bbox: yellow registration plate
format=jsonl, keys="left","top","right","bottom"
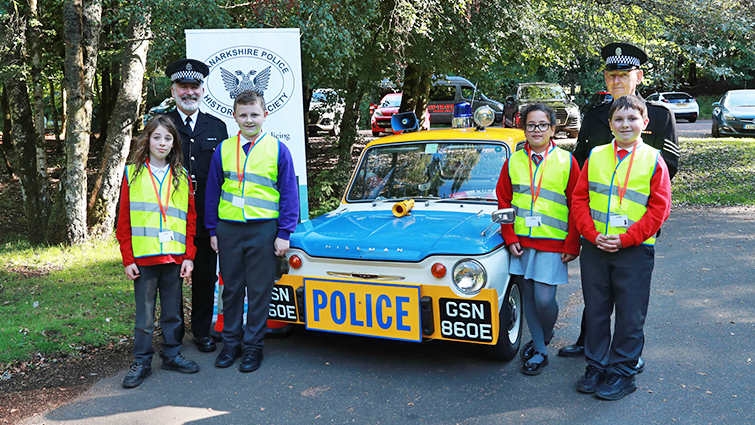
{"left": 304, "top": 278, "right": 422, "bottom": 342}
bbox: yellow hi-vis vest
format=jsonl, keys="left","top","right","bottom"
{"left": 587, "top": 141, "right": 660, "bottom": 245}
{"left": 218, "top": 133, "right": 280, "bottom": 221}
{"left": 509, "top": 145, "right": 572, "bottom": 240}
{"left": 126, "top": 164, "right": 189, "bottom": 258}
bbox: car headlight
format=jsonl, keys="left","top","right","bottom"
{"left": 723, "top": 114, "right": 736, "bottom": 122}
{"left": 567, "top": 106, "right": 579, "bottom": 116}
{"left": 452, "top": 259, "right": 487, "bottom": 295}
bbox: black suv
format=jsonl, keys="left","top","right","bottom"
{"left": 503, "top": 82, "right": 581, "bottom": 138}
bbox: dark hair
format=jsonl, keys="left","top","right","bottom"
{"left": 519, "top": 104, "right": 556, "bottom": 130}
{"left": 609, "top": 94, "right": 648, "bottom": 120}
{"left": 234, "top": 90, "right": 266, "bottom": 112}
{"left": 128, "top": 114, "right": 186, "bottom": 193}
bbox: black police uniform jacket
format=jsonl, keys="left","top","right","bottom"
{"left": 573, "top": 98, "right": 680, "bottom": 179}
{"left": 167, "top": 109, "right": 228, "bottom": 237}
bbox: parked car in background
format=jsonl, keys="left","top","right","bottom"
{"left": 503, "top": 82, "right": 581, "bottom": 138}
{"left": 711, "top": 89, "right": 755, "bottom": 138}
{"left": 371, "top": 93, "right": 430, "bottom": 136}
{"left": 428, "top": 76, "right": 504, "bottom": 125}
{"left": 308, "top": 89, "right": 346, "bottom": 136}
{"left": 582, "top": 90, "right": 613, "bottom": 114}
{"left": 646, "top": 92, "right": 699, "bottom": 122}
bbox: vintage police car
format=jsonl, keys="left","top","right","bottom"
{"left": 272, "top": 112, "right": 526, "bottom": 360}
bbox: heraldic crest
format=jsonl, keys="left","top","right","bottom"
{"left": 220, "top": 66, "right": 272, "bottom": 99}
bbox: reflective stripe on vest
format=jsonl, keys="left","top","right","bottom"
{"left": 126, "top": 164, "right": 189, "bottom": 258}
{"left": 218, "top": 134, "right": 280, "bottom": 221}
{"left": 508, "top": 145, "right": 572, "bottom": 240}
{"left": 587, "top": 142, "right": 659, "bottom": 245}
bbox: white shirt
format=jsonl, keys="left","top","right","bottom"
{"left": 150, "top": 163, "right": 170, "bottom": 181}
{"left": 176, "top": 108, "right": 199, "bottom": 132}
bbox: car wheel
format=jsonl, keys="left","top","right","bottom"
{"left": 371, "top": 130, "right": 380, "bottom": 137}
{"left": 711, "top": 121, "right": 720, "bottom": 138}
{"left": 486, "top": 276, "right": 523, "bottom": 361}
{"left": 567, "top": 130, "right": 580, "bottom": 139}
{"left": 689, "top": 117, "right": 697, "bottom": 123}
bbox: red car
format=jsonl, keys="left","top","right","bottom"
{"left": 371, "top": 93, "right": 430, "bottom": 136}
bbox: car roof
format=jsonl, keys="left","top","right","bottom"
{"left": 434, "top": 76, "right": 475, "bottom": 87}
{"left": 364, "top": 127, "right": 524, "bottom": 149}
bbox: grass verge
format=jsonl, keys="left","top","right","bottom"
{"left": 673, "top": 137, "right": 755, "bottom": 206}
{"left": 0, "top": 239, "right": 134, "bottom": 365}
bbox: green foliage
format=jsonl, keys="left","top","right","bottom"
{"left": 0, "top": 240, "right": 134, "bottom": 363}
{"left": 308, "top": 166, "right": 350, "bottom": 218}
{"left": 672, "top": 138, "right": 755, "bottom": 206}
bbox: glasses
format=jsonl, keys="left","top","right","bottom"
{"left": 524, "top": 123, "right": 553, "bottom": 132}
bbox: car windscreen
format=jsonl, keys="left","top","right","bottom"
{"left": 664, "top": 93, "right": 693, "bottom": 102}
{"left": 519, "top": 85, "right": 567, "bottom": 101}
{"left": 346, "top": 141, "right": 510, "bottom": 202}
{"left": 380, "top": 96, "right": 402, "bottom": 107}
{"left": 725, "top": 92, "right": 755, "bottom": 108}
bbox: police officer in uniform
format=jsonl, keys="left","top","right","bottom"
{"left": 560, "top": 43, "right": 680, "bottom": 362}
{"left": 165, "top": 59, "right": 228, "bottom": 353}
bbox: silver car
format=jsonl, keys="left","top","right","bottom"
{"left": 646, "top": 92, "right": 699, "bottom": 122}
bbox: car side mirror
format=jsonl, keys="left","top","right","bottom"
{"left": 712, "top": 102, "right": 720, "bottom": 107}
{"left": 506, "top": 95, "right": 515, "bottom": 104}
{"left": 492, "top": 208, "right": 515, "bottom": 224}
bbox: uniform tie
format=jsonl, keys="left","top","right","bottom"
{"left": 618, "top": 149, "right": 629, "bottom": 160}
{"left": 531, "top": 153, "right": 542, "bottom": 165}
{"left": 185, "top": 116, "right": 192, "bottom": 126}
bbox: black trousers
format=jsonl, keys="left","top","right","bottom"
{"left": 216, "top": 219, "right": 277, "bottom": 350}
{"left": 133, "top": 263, "right": 183, "bottom": 365}
{"left": 190, "top": 236, "right": 218, "bottom": 339}
{"left": 580, "top": 240, "right": 654, "bottom": 376}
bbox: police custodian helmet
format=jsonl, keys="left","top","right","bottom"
{"left": 601, "top": 43, "right": 648, "bottom": 71}
{"left": 165, "top": 59, "right": 210, "bottom": 84}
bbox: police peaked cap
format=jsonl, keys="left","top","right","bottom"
{"left": 602, "top": 43, "right": 648, "bottom": 71}
{"left": 166, "top": 59, "right": 209, "bottom": 84}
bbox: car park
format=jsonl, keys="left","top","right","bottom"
{"left": 428, "top": 76, "right": 504, "bottom": 125}
{"left": 308, "top": 89, "right": 346, "bottom": 136}
{"left": 503, "top": 82, "right": 581, "bottom": 138}
{"left": 371, "top": 93, "right": 430, "bottom": 136}
{"left": 646, "top": 92, "right": 699, "bottom": 122}
{"left": 711, "top": 89, "right": 755, "bottom": 138}
{"left": 272, "top": 115, "right": 527, "bottom": 360}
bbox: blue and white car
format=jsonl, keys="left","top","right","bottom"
{"left": 271, "top": 123, "right": 527, "bottom": 361}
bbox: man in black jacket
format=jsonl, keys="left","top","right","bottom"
{"left": 165, "top": 59, "right": 229, "bottom": 353}
{"left": 560, "top": 43, "right": 680, "bottom": 361}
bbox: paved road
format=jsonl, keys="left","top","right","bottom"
{"left": 20, "top": 206, "right": 755, "bottom": 425}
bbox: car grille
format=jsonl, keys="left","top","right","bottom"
{"left": 740, "top": 118, "right": 755, "bottom": 123}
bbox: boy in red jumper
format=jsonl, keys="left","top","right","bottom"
{"left": 571, "top": 95, "right": 671, "bottom": 400}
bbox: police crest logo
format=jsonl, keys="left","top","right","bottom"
{"left": 202, "top": 45, "right": 295, "bottom": 117}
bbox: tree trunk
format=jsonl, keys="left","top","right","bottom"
{"left": 337, "top": 76, "right": 362, "bottom": 164}
{"left": 27, "top": 0, "right": 49, "bottom": 192}
{"left": 6, "top": 78, "right": 51, "bottom": 244}
{"left": 398, "top": 63, "right": 431, "bottom": 130}
{"left": 88, "top": 11, "right": 151, "bottom": 239}
{"left": 62, "top": 0, "right": 103, "bottom": 244}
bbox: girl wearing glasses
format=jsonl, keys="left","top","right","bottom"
{"left": 495, "top": 104, "right": 581, "bottom": 375}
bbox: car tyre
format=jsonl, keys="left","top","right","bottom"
{"left": 711, "top": 121, "right": 720, "bottom": 138}
{"left": 486, "top": 276, "right": 523, "bottom": 361}
{"left": 688, "top": 116, "right": 697, "bottom": 123}
{"left": 371, "top": 130, "right": 380, "bottom": 137}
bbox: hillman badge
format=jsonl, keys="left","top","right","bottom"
{"left": 616, "top": 47, "right": 622, "bottom": 56}
{"left": 201, "top": 45, "right": 295, "bottom": 117}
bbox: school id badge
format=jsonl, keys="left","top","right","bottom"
{"left": 158, "top": 231, "right": 175, "bottom": 243}
{"left": 609, "top": 214, "right": 629, "bottom": 228}
{"left": 524, "top": 213, "right": 542, "bottom": 228}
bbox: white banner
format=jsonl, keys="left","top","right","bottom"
{"left": 186, "top": 28, "right": 309, "bottom": 219}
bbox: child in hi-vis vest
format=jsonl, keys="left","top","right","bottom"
{"left": 496, "top": 104, "right": 581, "bottom": 376}
{"left": 116, "top": 115, "right": 200, "bottom": 388}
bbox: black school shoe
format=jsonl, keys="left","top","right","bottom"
{"left": 162, "top": 354, "right": 199, "bottom": 374}
{"left": 122, "top": 363, "right": 152, "bottom": 388}
{"left": 193, "top": 336, "right": 217, "bottom": 353}
{"left": 558, "top": 344, "right": 585, "bottom": 357}
{"left": 520, "top": 340, "right": 535, "bottom": 362}
{"left": 215, "top": 344, "right": 242, "bottom": 368}
{"left": 521, "top": 352, "right": 549, "bottom": 376}
{"left": 576, "top": 365, "right": 605, "bottom": 394}
{"left": 594, "top": 373, "right": 637, "bottom": 400}
{"left": 239, "top": 349, "right": 264, "bottom": 373}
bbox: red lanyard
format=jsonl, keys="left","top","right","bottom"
{"left": 613, "top": 142, "right": 637, "bottom": 207}
{"left": 146, "top": 158, "right": 172, "bottom": 223}
{"left": 526, "top": 142, "right": 550, "bottom": 207}
{"left": 236, "top": 131, "right": 261, "bottom": 188}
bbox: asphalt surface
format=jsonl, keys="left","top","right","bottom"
{"left": 19, "top": 205, "right": 755, "bottom": 425}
